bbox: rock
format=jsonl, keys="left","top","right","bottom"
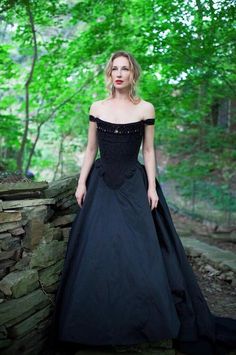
{"left": 0, "top": 178, "right": 81, "bottom": 353}
{"left": 61, "top": 227, "right": 71, "bottom": 241}
{"left": 0, "top": 269, "right": 39, "bottom": 298}
{"left": 0, "top": 232, "right": 11, "bottom": 240}
{"left": 0, "top": 288, "right": 50, "bottom": 327}
{"left": 8, "top": 304, "right": 52, "bottom": 338}
{"left": 202, "top": 220, "right": 218, "bottom": 232}
{"left": 0, "top": 338, "right": 13, "bottom": 349}
{"left": 13, "top": 255, "right": 31, "bottom": 271}
{"left": 0, "top": 236, "right": 21, "bottom": 251}
{"left": 232, "top": 278, "right": 236, "bottom": 287}
{"left": 204, "top": 264, "right": 220, "bottom": 276}
{"left": 0, "top": 325, "right": 7, "bottom": 339}
{"left": 30, "top": 240, "right": 66, "bottom": 269}
{"left": 2, "top": 198, "right": 55, "bottom": 210}
{"left": 185, "top": 247, "right": 202, "bottom": 257}
{"left": 43, "top": 175, "right": 78, "bottom": 198}
{"left": 0, "top": 234, "right": 12, "bottom": 249}
{"left": 22, "top": 250, "right": 31, "bottom": 258}
{"left": 0, "top": 320, "right": 49, "bottom": 354}
{"left": 23, "top": 218, "right": 46, "bottom": 250}
{"left": 0, "top": 211, "right": 22, "bottom": 224}
{"left": 0, "top": 248, "right": 22, "bottom": 261}
{"left": 43, "top": 281, "right": 59, "bottom": 293}
{"left": 229, "top": 230, "right": 236, "bottom": 243}
{"left": 210, "top": 231, "right": 236, "bottom": 243}
{"left": 224, "top": 271, "right": 234, "bottom": 280}
{"left": 8, "top": 227, "right": 25, "bottom": 236}
{"left": 21, "top": 205, "right": 53, "bottom": 225}
{"left": 62, "top": 204, "right": 79, "bottom": 215}
{"left": 55, "top": 189, "right": 75, "bottom": 206}
{"left": 174, "top": 226, "right": 193, "bottom": 237}
{"left": 219, "top": 259, "right": 236, "bottom": 273}
{"left": 43, "top": 225, "right": 63, "bottom": 243}
{"left": 0, "top": 221, "right": 22, "bottom": 233}
{"left": 57, "top": 198, "right": 77, "bottom": 210}
{"left": 0, "top": 191, "right": 43, "bottom": 200}
{"left": 182, "top": 238, "right": 236, "bottom": 274}
{"left": 0, "top": 259, "right": 17, "bottom": 280}
{"left": 51, "top": 213, "right": 76, "bottom": 227}
{"left": 218, "top": 271, "right": 234, "bottom": 282}
{"left": 0, "top": 181, "right": 48, "bottom": 195}
{"left": 39, "top": 259, "right": 64, "bottom": 287}
{"left": 215, "top": 225, "right": 236, "bottom": 233}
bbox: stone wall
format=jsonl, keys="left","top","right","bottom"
{"left": 0, "top": 175, "right": 79, "bottom": 355}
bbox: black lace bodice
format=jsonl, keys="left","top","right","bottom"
{"left": 89, "top": 115, "right": 155, "bottom": 189}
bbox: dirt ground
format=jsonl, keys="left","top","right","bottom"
{"left": 187, "top": 254, "right": 236, "bottom": 319}
{"left": 171, "top": 211, "right": 236, "bottom": 319}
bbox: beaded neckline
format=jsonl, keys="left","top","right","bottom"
{"left": 89, "top": 114, "right": 154, "bottom": 126}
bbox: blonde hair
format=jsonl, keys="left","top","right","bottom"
{"left": 104, "top": 50, "right": 142, "bottom": 104}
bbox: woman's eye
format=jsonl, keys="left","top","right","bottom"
{"left": 112, "top": 68, "right": 129, "bottom": 70}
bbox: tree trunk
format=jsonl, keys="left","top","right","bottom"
{"left": 16, "top": 0, "right": 37, "bottom": 173}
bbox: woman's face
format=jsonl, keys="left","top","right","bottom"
{"left": 111, "top": 56, "right": 131, "bottom": 89}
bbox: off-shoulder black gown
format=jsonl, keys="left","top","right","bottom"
{"left": 49, "top": 115, "right": 236, "bottom": 355}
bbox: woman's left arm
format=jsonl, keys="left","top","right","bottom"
{"left": 142, "top": 102, "right": 159, "bottom": 210}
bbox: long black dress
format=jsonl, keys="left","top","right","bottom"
{"left": 49, "top": 114, "right": 236, "bottom": 355}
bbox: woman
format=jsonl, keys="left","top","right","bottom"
{"left": 49, "top": 50, "right": 236, "bottom": 355}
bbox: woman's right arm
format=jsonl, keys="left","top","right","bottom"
{"left": 75, "top": 103, "right": 99, "bottom": 206}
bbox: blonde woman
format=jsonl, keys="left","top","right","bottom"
{"left": 49, "top": 51, "right": 236, "bottom": 355}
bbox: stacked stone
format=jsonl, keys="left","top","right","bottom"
{"left": 0, "top": 174, "right": 79, "bottom": 355}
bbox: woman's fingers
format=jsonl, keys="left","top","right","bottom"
{"left": 150, "top": 196, "right": 159, "bottom": 210}
{"left": 75, "top": 185, "right": 87, "bottom": 208}
{"left": 75, "top": 194, "right": 82, "bottom": 208}
{"left": 147, "top": 188, "right": 159, "bottom": 211}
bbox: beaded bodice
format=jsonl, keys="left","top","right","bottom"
{"left": 89, "top": 115, "right": 155, "bottom": 189}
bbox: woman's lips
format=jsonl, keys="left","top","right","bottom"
{"left": 115, "top": 80, "right": 123, "bottom": 84}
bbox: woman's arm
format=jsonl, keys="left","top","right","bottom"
{"left": 77, "top": 102, "right": 99, "bottom": 186}
{"left": 142, "top": 102, "right": 159, "bottom": 210}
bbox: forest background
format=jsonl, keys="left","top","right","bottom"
{"left": 0, "top": 0, "right": 235, "bottom": 222}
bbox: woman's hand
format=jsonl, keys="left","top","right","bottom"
{"left": 147, "top": 187, "right": 159, "bottom": 211}
{"left": 75, "top": 183, "right": 87, "bottom": 208}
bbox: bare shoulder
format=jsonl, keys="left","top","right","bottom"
{"left": 140, "top": 99, "right": 155, "bottom": 119}
{"left": 89, "top": 100, "right": 102, "bottom": 116}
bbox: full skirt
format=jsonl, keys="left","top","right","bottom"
{"left": 48, "top": 158, "right": 236, "bottom": 355}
